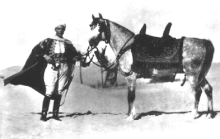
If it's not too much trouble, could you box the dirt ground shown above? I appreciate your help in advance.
[1,64,220,139]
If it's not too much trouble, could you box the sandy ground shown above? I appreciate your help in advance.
[1,64,220,139]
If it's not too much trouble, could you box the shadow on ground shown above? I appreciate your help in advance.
[30,110,123,121]
[30,110,219,122]
[135,111,219,120]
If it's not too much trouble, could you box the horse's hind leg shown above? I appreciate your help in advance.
[193,86,203,119]
[200,78,213,118]
[187,75,203,119]
[125,73,137,121]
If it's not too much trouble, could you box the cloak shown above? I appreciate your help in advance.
[4,38,77,100]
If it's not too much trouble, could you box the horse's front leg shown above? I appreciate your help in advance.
[125,72,137,121]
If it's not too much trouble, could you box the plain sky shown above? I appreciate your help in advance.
[0,0,219,70]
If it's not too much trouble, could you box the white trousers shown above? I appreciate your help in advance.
[44,63,73,96]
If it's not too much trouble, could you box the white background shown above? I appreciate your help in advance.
[0,0,219,70]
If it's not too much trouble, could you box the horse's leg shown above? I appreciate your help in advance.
[187,75,202,119]
[200,78,213,118]
[125,72,137,121]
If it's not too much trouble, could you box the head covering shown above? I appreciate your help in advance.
[55,20,66,29]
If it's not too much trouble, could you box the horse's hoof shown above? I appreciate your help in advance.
[125,115,135,121]
[191,111,200,119]
[206,113,213,119]
[192,113,200,119]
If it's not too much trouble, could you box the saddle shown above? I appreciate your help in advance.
[132,23,185,73]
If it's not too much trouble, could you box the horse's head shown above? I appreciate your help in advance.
[90,13,105,31]
[89,13,110,48]
[88,13,136,74]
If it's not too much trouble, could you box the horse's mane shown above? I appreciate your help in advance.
[108,20,135,37]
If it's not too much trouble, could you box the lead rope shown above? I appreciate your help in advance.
[60,46,96,106]
[59,63,75,106]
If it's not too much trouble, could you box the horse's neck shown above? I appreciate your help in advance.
[109,21,134,54]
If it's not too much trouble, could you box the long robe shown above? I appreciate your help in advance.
[4,38,78,99]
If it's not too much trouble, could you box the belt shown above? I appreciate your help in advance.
[53,57,67,63]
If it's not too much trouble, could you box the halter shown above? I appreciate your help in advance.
[87,45,109,68]
[89,18,135,76]
[76,45,96,67]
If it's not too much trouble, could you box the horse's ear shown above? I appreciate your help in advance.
[92,14,95,20]
[140,24,146,35]
[99,13,103,19]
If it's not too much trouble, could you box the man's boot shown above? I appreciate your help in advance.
[40,96,50,122]
[53,95,61,121]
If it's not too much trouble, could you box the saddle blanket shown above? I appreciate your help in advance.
[131,35,185,70]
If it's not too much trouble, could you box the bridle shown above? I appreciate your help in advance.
[87,18,135,76]
[77,45,95,67]
[99,19,111,44]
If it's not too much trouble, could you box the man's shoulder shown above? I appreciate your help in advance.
[64,39,73,45]
[39,38,53,44]
[63,39,76,48]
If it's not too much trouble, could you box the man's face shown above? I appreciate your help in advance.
[55,25,65,37]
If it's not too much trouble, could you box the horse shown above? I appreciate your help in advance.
[87,13,215,120]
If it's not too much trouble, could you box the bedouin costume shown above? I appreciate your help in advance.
[4,22,79,121]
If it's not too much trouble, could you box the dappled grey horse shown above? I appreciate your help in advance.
[87,13,214,120]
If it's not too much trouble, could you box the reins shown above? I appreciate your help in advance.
[87,34,134,71]
[60,45,95,106]
[88,46,107,68]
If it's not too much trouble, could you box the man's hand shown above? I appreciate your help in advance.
[43,55,53,63]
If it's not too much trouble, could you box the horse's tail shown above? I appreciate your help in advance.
[198,39,215,82]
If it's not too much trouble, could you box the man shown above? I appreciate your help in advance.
[39,21,79,121]
[4,21,83,121]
